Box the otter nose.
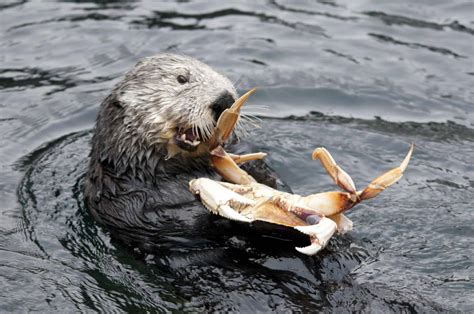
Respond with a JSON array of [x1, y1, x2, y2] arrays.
[[211, 92, 236, 121]]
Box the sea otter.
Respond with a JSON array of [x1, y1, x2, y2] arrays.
[[84, 53, 284, 247]]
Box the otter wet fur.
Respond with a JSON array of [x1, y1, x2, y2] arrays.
[[84, 53, 284, 248]]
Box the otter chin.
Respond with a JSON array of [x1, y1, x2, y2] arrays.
[[84, 53, 283, 247]]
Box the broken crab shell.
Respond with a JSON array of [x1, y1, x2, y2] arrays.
[[191, 145, 414, 255], [189, 178, 339, 255]]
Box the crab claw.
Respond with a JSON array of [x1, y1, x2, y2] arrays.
[[189, 178, 253, 223], [294, 217, 337, 255], [295, 238, 323, 255], [209, 87, 257, 149]]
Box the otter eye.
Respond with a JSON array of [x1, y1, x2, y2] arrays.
[[177, 75, 188, 84]]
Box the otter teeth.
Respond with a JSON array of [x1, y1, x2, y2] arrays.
[[180, 133, 200, 146]]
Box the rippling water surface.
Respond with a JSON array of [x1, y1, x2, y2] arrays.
[[1, 0, 473, 312]]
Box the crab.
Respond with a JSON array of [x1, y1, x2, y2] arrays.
[[189, 88, 414, 255]]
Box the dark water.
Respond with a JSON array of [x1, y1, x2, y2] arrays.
[[1, 0, 473, 312]]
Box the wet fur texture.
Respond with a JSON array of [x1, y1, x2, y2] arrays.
[[84, 54, 283, 245]]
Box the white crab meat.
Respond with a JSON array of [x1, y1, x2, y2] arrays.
[[190, 178, 254, 223]]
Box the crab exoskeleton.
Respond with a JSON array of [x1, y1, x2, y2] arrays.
[[190, 88, 414, 255]]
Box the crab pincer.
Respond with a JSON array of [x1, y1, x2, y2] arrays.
[[208, 87, 257, 149], [206, 87, 267, 185]]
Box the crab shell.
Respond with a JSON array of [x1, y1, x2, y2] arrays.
[[190, 88, 414, 255], [189, 178, 349, 255]]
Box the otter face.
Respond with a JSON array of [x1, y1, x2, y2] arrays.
[[115, 53, 238, 158]]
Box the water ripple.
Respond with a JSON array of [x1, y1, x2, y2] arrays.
[[365, 11, 474, 35], [1, 0, 473, 311], [369, 33, 466, 58]]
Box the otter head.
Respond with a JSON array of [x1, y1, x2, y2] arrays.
[[91, 53, 238, 173], [117, 53, 237, 157]]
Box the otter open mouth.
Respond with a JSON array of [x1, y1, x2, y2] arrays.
[[172, 88, 257, 154], [174, 128, 203, 152]]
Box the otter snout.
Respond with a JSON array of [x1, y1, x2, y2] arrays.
[[210, 92, 236, 121]]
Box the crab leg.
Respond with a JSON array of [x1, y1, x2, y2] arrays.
[[328, 213, 353, 234], [211, 149, 267, 184], [359, 144, 414, 201], [312, 147, 357, 194], [228, 152, 267, 164], [211, 146, 256, 185], [301, 144, 414, 216]]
